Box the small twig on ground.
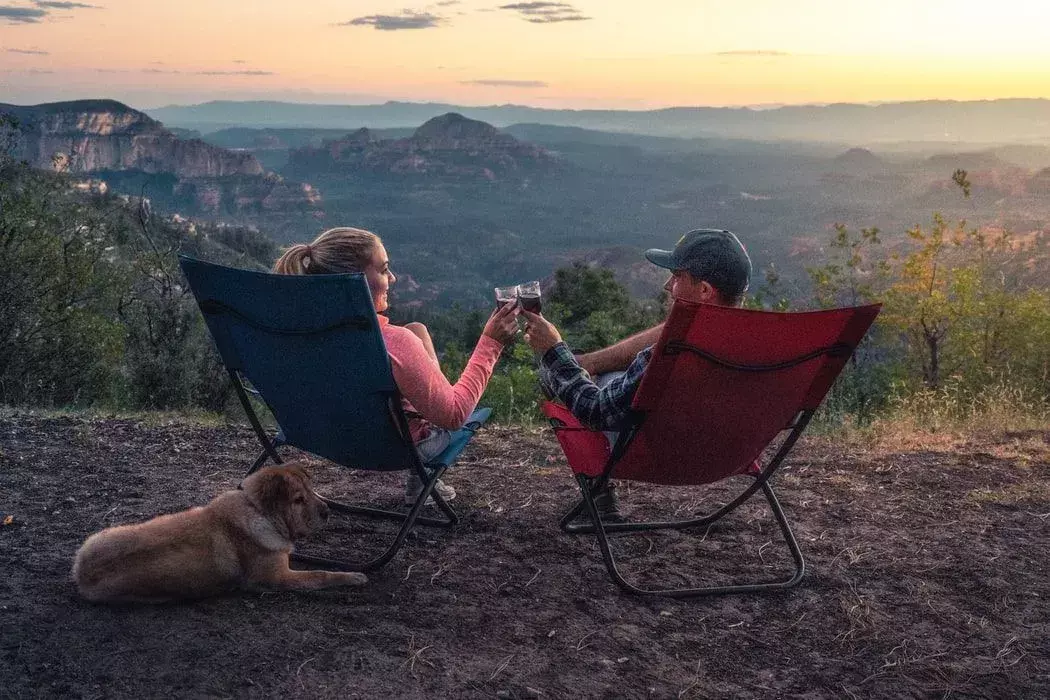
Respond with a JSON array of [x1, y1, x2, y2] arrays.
[[677, 658, 703, 699], [488, 654, 514, 682], [295, 657, 315, 690], [403, 564, 416, 582], [575, 631, 597, 651], [524, 567, 541, 588], [402, 635, 435, 673], [757, 540, 771, 564], [430, 565, 446, 584]]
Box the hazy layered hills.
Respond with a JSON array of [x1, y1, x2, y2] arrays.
[[149, 98, 1050, 145], [5, 99, 1049, 306]]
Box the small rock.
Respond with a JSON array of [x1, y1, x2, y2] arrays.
[[524, 687, 543, 698], [617, 657, 629, 664], [659, 610, 673, 617], [496, 690, 513, 699]]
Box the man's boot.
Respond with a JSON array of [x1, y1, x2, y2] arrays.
[[592, 481, 624, 523]]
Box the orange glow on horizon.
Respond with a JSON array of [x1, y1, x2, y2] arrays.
[[1, 0, 1049, 109]]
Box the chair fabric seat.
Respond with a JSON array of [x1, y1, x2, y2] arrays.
[[428, 408, 492, 467]]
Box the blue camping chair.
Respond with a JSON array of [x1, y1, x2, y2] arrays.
[[179, 256, 492, 572]]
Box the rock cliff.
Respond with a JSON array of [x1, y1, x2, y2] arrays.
[[1, 100, 263, 177], [1, 100, 325, 219]]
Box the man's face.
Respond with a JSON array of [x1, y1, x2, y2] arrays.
[[663, 270, 722, 305]]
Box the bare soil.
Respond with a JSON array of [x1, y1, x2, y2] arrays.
[[1, 414, 1048, 699]]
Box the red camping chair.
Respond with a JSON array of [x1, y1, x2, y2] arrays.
[[542, 300, 881, 597]]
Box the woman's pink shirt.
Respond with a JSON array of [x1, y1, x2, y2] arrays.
[[378, 315, 503, 441]]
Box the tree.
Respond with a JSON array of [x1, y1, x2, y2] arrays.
[[0, 119, 127, 405]]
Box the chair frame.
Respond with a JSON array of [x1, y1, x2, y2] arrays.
[[230, 367, 467, 574], [552, 339, 856, 598]]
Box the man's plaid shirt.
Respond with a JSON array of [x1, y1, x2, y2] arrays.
[[540, 342, 653, 431]]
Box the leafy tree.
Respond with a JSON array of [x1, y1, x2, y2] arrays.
[[0, 120, 127, 405]]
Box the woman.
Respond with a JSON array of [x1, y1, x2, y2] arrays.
[[273, 227, 520, 504]]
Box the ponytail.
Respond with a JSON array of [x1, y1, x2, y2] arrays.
[[273, 227, 380, 276]]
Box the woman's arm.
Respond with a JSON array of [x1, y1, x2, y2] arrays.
[[387, 328, 503, 431], [386, 306, 518, 430]]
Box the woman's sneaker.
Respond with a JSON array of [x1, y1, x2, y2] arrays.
[[404, 474, 457, 506]]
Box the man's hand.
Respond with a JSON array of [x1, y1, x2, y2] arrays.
[[522, 311, 563, 355]]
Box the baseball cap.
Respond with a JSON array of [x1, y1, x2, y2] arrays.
[[645, 229, 752, 300]]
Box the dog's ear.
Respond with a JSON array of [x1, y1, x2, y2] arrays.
[[283, 460, 314, 485], [252, 468, 290, 513]]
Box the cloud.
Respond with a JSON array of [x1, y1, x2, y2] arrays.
[[0, 6, 48, 23], [33, 1, 99, 8], [341, 11, 444, 30], [232, 59, 246, 64], [195, 69, 275, 76], [435, 1, 459, 5], [462, 79, 548, 88], [7, 47, 50, 55], [498, 2, 590, 23], [715, 50, 792, 57], [143, 68, 179, 73]]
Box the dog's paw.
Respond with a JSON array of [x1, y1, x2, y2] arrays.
[[341, 572, 368, 586]]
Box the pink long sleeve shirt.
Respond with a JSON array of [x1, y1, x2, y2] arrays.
[[378, 315, 503, 442]]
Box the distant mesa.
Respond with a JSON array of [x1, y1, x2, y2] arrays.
[[830, 147, 886, 175], [0, 99, 263, 178], [411, 112, 504, 144], [0, 99, 321, 217], [287, 112, 559, 180]]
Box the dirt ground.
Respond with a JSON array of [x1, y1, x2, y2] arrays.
[[1, 413, 1048, 699]]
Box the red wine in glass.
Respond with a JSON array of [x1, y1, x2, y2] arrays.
[[519, 294, 542, 313], [494, 285, 518, 310], [518, 281, 542, 313]]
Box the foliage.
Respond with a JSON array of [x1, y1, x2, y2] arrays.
[[0, 140, 127, 405], [0, 118, 240, 410]]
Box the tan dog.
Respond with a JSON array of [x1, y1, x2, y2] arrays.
[[72, 462, 366, 603]]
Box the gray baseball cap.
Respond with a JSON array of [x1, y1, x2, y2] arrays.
[[645, 229, 752, 300]]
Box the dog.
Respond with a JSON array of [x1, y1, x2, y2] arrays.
[[72, 461, 366, 603]]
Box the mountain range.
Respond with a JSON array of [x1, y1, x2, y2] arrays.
[[148, 98, 1050, 145], [4, 99, 1049, 306]]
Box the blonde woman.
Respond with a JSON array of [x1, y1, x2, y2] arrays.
[[274, 227, 520, 503]]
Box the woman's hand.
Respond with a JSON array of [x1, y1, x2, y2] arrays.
[[521, 311, 563, 355], [482, 302, 521, 346]]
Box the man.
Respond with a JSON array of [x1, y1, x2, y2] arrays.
[[522, 229, 752, 519]]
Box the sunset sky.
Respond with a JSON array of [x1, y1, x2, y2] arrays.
[[2, 0, 1049, 109]]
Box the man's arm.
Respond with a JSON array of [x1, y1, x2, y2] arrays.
[[522, 311, 648, 431], [541, 343, 647, 431], [576, 323, 664, 376]]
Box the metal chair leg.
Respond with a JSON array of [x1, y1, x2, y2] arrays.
[[578, 475, 805, 597]]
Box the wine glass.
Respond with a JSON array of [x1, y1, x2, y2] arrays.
[[494, 285, 519, 310], [517, 280, 542, 314]]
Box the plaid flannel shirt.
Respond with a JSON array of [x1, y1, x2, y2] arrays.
[[540, 342, 653, 431]]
